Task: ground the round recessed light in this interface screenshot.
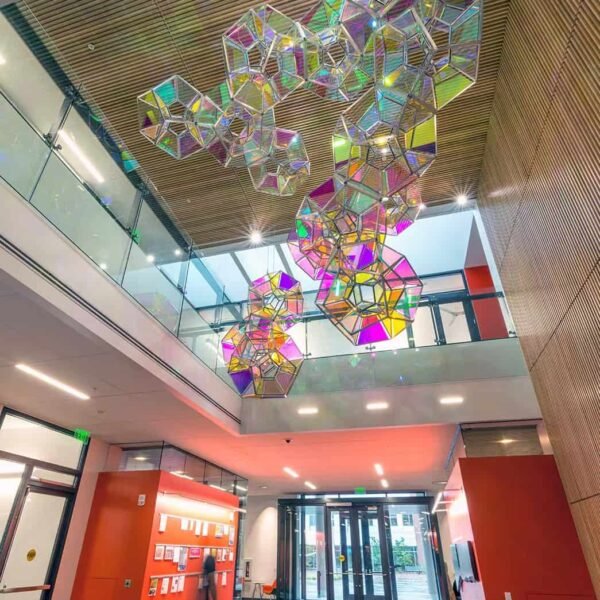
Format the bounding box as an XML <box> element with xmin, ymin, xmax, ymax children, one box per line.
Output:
<box><xmin>146</xmin><ymin>254</ymin><xmax>155</xmax><ymax>263</ymax></box>
<box><xmin>250</xmin><ymin>230</ymin><xmax>262</xmax><ymax>245</ymax></box>
<box><xmin>456</xmin><ymin>194</ymin><xmax>468</xmax><ymax>205</ymax></box>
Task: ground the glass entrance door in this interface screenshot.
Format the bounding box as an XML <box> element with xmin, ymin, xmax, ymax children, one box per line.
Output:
<box><xmin>327</xmin><ymin>507</ymin><xmax>390</xmax><ymax>600</ymax></box>
<box><xmin>0</xmin><ymin>486</ymin><xmax>71</xmax><ymax>598</ymax></box>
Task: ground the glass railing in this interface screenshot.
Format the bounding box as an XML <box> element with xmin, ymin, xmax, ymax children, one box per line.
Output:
<box><xmin>1</xmin><ymin>90</ymin><xmax>517</xmax><ymax>397</ymax></box>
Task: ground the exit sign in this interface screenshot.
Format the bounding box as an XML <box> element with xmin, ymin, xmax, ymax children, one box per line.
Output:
<box><xmin>354</xmin><ymin>487</ymin><xmax>367</xmax><ymax>495</ymax></box>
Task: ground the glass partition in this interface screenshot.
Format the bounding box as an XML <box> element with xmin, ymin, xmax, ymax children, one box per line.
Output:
<box><xmin>0</xmin><ymin>93</ymin><xmax>50</xmax><ymax>198</ymax></box>
<box><xmin>30</xmin><ymin>152</ymin><xmax>132</xmax><ymax>282</ymax></box>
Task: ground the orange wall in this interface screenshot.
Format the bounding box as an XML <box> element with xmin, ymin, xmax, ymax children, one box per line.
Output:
<box><xmin>453</xmin><ymin>456</ymin><xmax>596</xmax><ymax>600</ymax></box>
<box><xmin>73</xmin><ymin>470</ymin><xmax>240</xmax><ymax>600</ymax></box>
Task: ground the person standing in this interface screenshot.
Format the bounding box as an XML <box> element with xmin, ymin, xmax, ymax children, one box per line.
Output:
<box><xmin>199</xmin><ymin>555</ymin><xmax>217</xmax><ymax>600</ymax></box>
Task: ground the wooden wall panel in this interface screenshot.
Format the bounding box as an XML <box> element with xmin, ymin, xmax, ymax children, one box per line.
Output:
<box><xmin>478</xmin><ymin>0</ymin><xmax>600</xmax><ymax>593</ymax></box>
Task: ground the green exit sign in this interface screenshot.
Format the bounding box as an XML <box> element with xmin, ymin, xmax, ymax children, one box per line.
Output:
<box><xmin>73</xmin><ymin>428</ymin><xmax>90</xmax><ymax>444</ymax></box>
<box><xmin>354</xmin><ymin>487</ymin><xmax>367</xmax><ymax>495</ymax></box>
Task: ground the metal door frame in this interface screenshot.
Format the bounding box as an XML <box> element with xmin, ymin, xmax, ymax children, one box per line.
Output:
<box><xmin>0</xmin><ymin>480</ymin><xmax>75</xmax><ymax>599</ymax></box>
<box><xmin>325</xmin><ymin>505</ymin><xmax>392</xmax><ymax>600</ymax></box>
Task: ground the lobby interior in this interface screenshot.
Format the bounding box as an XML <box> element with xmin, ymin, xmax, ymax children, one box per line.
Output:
<box><xmin>0</xmin><ymin>0</ymin><xmax>597</xmax><ymax>599</ymax></box>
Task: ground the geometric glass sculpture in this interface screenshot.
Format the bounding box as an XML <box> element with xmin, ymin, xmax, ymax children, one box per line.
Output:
<box><xmin>315</xmin><ymin>246</ymin><xmax>423</xmax><ymax>345</ymax></box>
<box><xmin>222</xmin><ymin>271</ymin><xmax>304</xmax><ymax>397</ymax></box>
<box><xmin>290</xmin><ymin>177</ymin><xmax>387</xmax><ymax>279</ymax></box>
<box><xmin>223</xmin><ymin>4</ymin><xmax>305</xmax><ymax>108</ymax></box>
<box><xmin>248</xmin><ymin>271</ymin><xmax>304</xmax><ymax>328</ymax></box>
<box><xmin>248</xmin><ymin>128</ymin><xmax>310</xmax><ymax>195</ymax></box>
<box><xmin>300</xmin><ymin>0</ymin><xmax>372</xmax><ymax>102</ymax></box>
<box><xmin>137</xmin><ymin>75</ymin><xmax>220</xmax><ymax>159</ymax></box>
<box><xmin>206</xmin><ymin>81</ymin><xmax>276</xmax><ymax>168</ymax></box>
<box><xmin>333</xmin><ymin>88</ymin><xmax>437</xmax><ymax>196</ymax></box>
<box><xmin>221</xmin><ymin>317</ymin><xmax>304</xmax><ymax>398</ymax></box>
<box><xmin>384</xmin><ymin>181</ymin><xmax>422</xmax><ymax>235</ymax></box>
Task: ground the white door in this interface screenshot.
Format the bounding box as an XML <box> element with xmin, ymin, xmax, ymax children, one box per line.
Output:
<box><xmin>0</xmin><ymin>489</ymin><xmax>68</xmax><ymax>598</ymax></box>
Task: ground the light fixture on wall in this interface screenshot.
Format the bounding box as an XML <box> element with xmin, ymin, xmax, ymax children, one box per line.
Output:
<box><xmin>439</xmin><ymin>396</ymin><xmax>464</xmax><ymax>405</ymax></box>
<box><xmin>366</xmin><ymin>401</ymin><xmax>389</xmax><ymax>411</ymax></box>
<box><xmin>15</xmin><ymin>363</ymin><xmax>90</xmax><ymax>400</ymax></box>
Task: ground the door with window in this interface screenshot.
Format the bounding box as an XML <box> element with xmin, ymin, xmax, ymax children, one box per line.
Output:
<box><xmin>326</xmin><ymin>506</ymin><xmax>390</xmax><ymax>600</ymax></box>
<box><xmin>0</xmin><ymin>410</ymin><xmax>86</xmax><ymax>598</ymax></box>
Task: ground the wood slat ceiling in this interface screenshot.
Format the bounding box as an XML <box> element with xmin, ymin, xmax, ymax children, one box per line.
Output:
<box><xmin>18</xmin><ymin>0</ymin><xmax>511</xmax><ymax>247</ymax></box>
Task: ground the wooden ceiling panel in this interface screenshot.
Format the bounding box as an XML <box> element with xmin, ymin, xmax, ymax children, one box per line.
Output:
<box><xmin>18</xmin><ymin>0</ymin><xmax>511</xmax><ymax>247</ymax></box>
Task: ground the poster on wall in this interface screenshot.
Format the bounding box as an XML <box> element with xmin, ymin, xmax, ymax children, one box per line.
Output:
<box><xmin>160</xmin><ymin>578</ymin><xmax>170</xmax><ymax>595</ymax></box>
<box><xmin>190</xmin><ymin>547</ymin><xmax>202</xmax><ymax>559</ymax></box>
<box><xmin>222</xmin><ymin>572</ymin><xmax>227</xmax><ymax>587</ymax></box>
<box><xmin>148</xmin><ymin>578</ymin><xmax>159</xmax><ymax>596</ymax></box>
<box><xmin>171</xmin><ymin>577</ymin><xmax>179</xmax><ymax>593</ymax></box>
<box><xmin>158</xmin><ymin>513</ymin><xmax>168</xmax><ymax>533</ymax></box>
<box><xmin>181</xmin><ymin>518</ymin><xmax>189</xmax><ymax>531</ymax></box>
<box><xmin>179</xmin><ymin>575</ymin><xmax>186</xmax><ymax>591</ymax></box>
<box><xmin>154</xmin><ymin>545</ymin><xmax>165</xmax><ymax>561</ymax></box>
<box><xmin>202</xmin><ymin>521</ymin><xmax>209</xmax><ymax>536</ymax></box>
<box><xmin>215</xmin><ymin>524</ymin><xmax>224</xmax><ymax>538</ymax></box>
<box><xmin>178</xmin><ymin>547</ymin><xmax>189</xmax><ymax>572</ymax></box>
<box><xmin>164</xmin><ymin>546</ymin><xmax>174</xmax><ymax>561</ymax></box>
<box><xmin>195</xmin><ymin>520</ymin><xmax>202</xmax><ymax>536</ymax></box>
<box><xmin>229</xmin><ymin>526</ymin><xmax>235</xmax><ymax>546</ymax></box>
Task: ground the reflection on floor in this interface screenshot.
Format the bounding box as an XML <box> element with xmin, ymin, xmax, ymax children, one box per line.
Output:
<box><xmin>306</xmin><ymin>572</ymin><xmax>437</xmax><ymax>600</ymax></box>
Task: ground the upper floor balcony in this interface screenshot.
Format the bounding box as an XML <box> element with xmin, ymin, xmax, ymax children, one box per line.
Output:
<box><xmin>0</xmin><ymin>11</ymin><xmax>539</xmax><ymax>434</ymax></box>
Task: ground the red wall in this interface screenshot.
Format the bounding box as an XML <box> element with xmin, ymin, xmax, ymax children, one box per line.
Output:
<box><xmin>73</xmin><ymin>470</ymin><xmax>240</xmax><ymax>600</ymax></box>
<box><xmin>464</xmin><ymin>266</ymin><xmax>509</xmax><ymax>340</ymax></box>
<box><xmin>454</xmin><ymin>456</ymin><xmax>596</xmax><ymax>600</ymax></box>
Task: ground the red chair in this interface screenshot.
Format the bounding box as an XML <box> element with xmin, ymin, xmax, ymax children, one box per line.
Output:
<box><xmin>262</xmin><ymin>580</ymin><xmax>277</xmax><ymax>599</ymax></box>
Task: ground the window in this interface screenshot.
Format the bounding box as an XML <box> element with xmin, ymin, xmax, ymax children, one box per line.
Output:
<box><xmin>402</xmin><ymin>514</ymin><xmax>413</xmax><ymax>527</ymax></box>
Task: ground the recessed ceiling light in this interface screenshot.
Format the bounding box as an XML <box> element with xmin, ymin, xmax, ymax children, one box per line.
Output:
<box><xmin>99</xmin><ymin>262</ymin><xmax>108</xmax><ymax>270</ymax></box>
<box><xmin>283</xmin><ymin>467</ymin><xmax>299</xmax><ymax>478</ymax></box>
<box><xmin>297</xmin><ymin>406</ymin><xmax>319</xmax><ymax>415</ymax></box>
<box><xmin>305</xmin><ymin>481</ymin><xmax>317</xmax><ymax>490</ymax></box>
<box><xmin>366</xmin><ymin>401</ymin><xmax>389</xmax><ymax>411</ymax></box>
<box><xmin>174</xmin><ymin>249</ymin><xmax>182</xmax><ymax>257</ymax></box>
<box><xmin>259</xmin><ymin>485</ymin><xmax>269</xmax><ymax>490</ymax></box>
<box><xmin>250</xmin><ymin>230</ymin><xmax>262</xmax><ymax>245</ymax></box>
<box><xmin>456</xmin><ymin>194</ymin><xmax>468</xmax><ymax>205</ymax></box>
<box><xmin>0</xmin><ymin>54</ymin><xmax>6</xmax><ymax>66</ymax></box>
<box><xmin>134</xmin><ymin>456</ymin><xmax>148</xmax><ymax>461</ymax></box>
<box><xmin>381</xmin><ymin>479</ymin><xmax>389</xmax><ymax>489</ymax></box>
<box><xmin>418</xmin><ymin>203</ymin><xmax>426</xmax><ymax>211</ymax></box>
<box><xmin>15</xmin><ymin>363</ymin><xmax>90</xmax><ymax>400</ymax></box>
<box><xmin>146</xmin><ymin>254</ymin><xmax>155</xmax><ymax>263</ymax></box>
<box><xmin>498</xmin><ymin>438</ymin><xmax>516</xmax><ymax>445</ymax></box>
<box><xmin>439</xmin><ymin>396</ymin><xmax>464</xmax><ymax>405</ymax></box>
<box><xmin>374</xmin><ymin>463</ymin><xmax>384</xmax><ymax>476</ymax></box>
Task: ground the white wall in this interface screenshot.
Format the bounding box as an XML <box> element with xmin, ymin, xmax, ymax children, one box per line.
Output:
<box><xmin>243</xmin><ymin>496</ymin><xmax>279</xmax><ymax>593</ymax></box>
<box><xmin>53</xmin><ymin>437</ymin><xmax>110</xmax><ymax>599</ymax></box>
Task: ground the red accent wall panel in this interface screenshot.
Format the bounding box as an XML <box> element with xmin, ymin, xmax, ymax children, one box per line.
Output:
<box><xmin>73</xmin><ymin>470</ymin><xmax>240</xmax><ymax>600</ymax></box>
<box><xmin>464</xmin><ymin>266</ymin><xmax>509</xmax><ymax>340</ymax></box>
<box><xmin>457</xmin><ymin>456</ymin><xmax>596</xmax><ymax>600</ymax></box>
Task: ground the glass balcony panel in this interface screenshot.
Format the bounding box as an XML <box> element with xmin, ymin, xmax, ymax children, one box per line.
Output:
<box><xmin>134</xmin><ymin>201</ymin><xmax>189</xmax><ymax>289</ymax></box>
<box><xmin>120</xmin><ymin>447</ymin><xmax>163</xmax><ymax>470</ymax></box>
<box><xmin>122</xmin><ymin>240</ymin><xmax>184</xmax><ymax>333</ymax></box>
<box><xmin>0</xmin><ymin>14</ymin><xmax>66</xmax><ymax>134</ymax></box>
<box><xmin>202</xmin><ymin>254</ymin><xmax>248</xmax><ymax>302</ymax></box>
<box><xmin>439</xmin><ymin>301</ymin><xmax>471</xmax><ymax>344</ymax></box>
<box><xmin>57</xmin><ymin>108</ymin><xmax>140</xmax><ymax>229</ymax></box>
<box><xmin>184</xmin><ymin>254</ymin><xmax>227</xmax><ymax>324</ymax></box>
<box><xmin>421</xmin><ymin>273</ymin><xmax>465</xmax><ymax>295</ymax></box>
<box><xmin>30</xmin><ymin>153</ymin><xmax>131</xmax><ymax>281</ymax></box>
<box><xmin>178</xmin><ymin>298</ymin><xmax>221</xmax><ymax>369</ymax></box>
<box><xmin>0</xmin><ymin>93</ymin><xmax>50</xmax><ymax>198</ymax></box>
<box><xmin>234</xmin><ymin>246</ymin><xmax>285</xmax><ymax>281</ymax></box>
<box><xmin>306</xmin><ymin>319</ymin><xmax>371</xmax><ymax>359</ymax></box>
<box><xmin>411</xmin><ymin>305</ymin><xmax>438</xmax><ymax>347</ymax></box>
